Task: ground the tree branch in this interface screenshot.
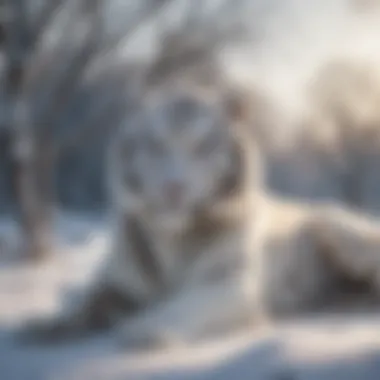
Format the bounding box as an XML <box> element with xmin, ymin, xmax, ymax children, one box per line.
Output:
<box><xmin>36</xmin><ymin>0</ymin><xmax>103</xmax><ymax>132</ymax></box>
<box><xmin>31</xmin><ymin>0</ymin><xmax>67</xmax><ymax>48</ymax></box>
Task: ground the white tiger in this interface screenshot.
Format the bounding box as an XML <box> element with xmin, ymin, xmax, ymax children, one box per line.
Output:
<box><xmin>15</xmin><ymin>84</ymin><xmax>380</xmax><ymax>350</ymax></box>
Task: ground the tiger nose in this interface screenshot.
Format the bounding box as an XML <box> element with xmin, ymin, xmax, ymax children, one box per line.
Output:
<box><xmin>165</xmin><ymin>181</ymin><xmax>185</xmax><ymax>206</ymax></box>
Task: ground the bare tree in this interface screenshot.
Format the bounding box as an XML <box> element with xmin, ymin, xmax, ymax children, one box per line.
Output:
<box><xmin>1</xmin><ymin>0</ymin><xmax>101</xmax><ymax>259</ymax></box>
<box><xmin>0</xmin><ymin>0</ymin><xmax>139</xmax><ymax>260</ymax></box>
<box><xmin>0</xmin><ymin>0</ymin><xmax>183</xmax><ymax>261</ymax></box>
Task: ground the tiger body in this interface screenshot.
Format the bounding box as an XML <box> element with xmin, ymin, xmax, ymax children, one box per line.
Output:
<box><xmin>16</xmin><ymin>84</ymin><xmax>380</xmax><ymax>350</ymax></box>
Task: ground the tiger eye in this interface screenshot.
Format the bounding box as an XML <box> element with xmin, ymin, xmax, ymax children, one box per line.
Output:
<box><xmin>145</xmin><ymin>137</ymin><xmax>165</xmax><ymax>156</ymax></box>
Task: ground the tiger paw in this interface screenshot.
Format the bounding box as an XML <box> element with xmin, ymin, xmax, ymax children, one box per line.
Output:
<box><xmin>12</xmin><ymin>317</ymin><xmax>83</xmax><ymax>345</ymax></box>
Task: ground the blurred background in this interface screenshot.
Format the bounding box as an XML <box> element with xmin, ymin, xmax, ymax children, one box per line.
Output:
<box><xmin>2</xmin><ymin>0</ymin><xmax>380</xmax><ymax>379</ymax></box>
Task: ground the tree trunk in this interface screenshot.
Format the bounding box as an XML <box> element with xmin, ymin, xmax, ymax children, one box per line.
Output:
<box><xmin>11</xmin><ymin>128</ymin><xmax>55</xmax><ymax>261</ymax></box>
<box><xmin>34</xmin><ymin>138</ymin><xmax>56</xmax><ymax>259</ymax></box>
<box><xmin>3</xmin><ymin>2</ymin><xmax>56</xmax><ymax>261</ymax></box>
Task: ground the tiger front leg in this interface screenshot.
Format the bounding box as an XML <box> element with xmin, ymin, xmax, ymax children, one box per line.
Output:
<box><xmin>117</xmin><ymin>273</ymin><xmax>259</xmax><ymax>351</ymax></box>
<box><xmin>13</xmin><ymin>283</ymin><xmax>141</xmax><ymax>345</ymax></box>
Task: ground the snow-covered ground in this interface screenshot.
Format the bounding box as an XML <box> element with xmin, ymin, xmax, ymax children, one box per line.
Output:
<box><xmin>0</xmin><ymin>212</ymin><xmax>380</xmax><ymax>380</ymax></box>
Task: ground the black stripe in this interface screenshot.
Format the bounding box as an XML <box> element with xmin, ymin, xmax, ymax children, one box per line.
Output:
<box><xmin>85</xmin><ymin>285</ymin><xmax>142</xmax><ymax>330</ymax></box>
<box><xmin>124</xmin><ymin>214</ymin><xmax>164</xmax><ymax>289</ymax></box>
<box><xmin>215</xmin><ymin>139</ymin><xmax>244</xmax><ymax>200</ymax></box>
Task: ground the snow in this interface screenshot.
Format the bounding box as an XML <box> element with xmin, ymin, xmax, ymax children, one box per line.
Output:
<box><xmin>0</xmin><ymin>213</ymin><xmax>380</xmax><ymax>380</ymax></box>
